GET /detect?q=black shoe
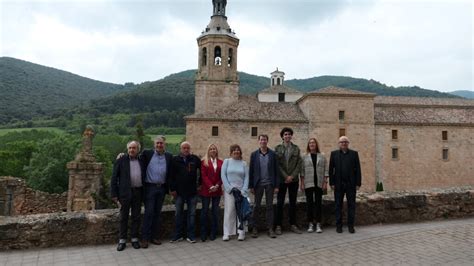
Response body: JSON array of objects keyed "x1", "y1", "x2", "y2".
[
  {"x1": 336, "y1": 227, "x2": 343, "y2": 233},
  {"x1": 117, "y1": 243, "x2": 126, "y2": 251},
  {"x1": 201, "y1": 237, "x2": 206, "y2": 242},
  {"x1": 131, "y1": 241, "x2": 140, "y2": 249},
  {"x1": 348, "y1": 226, "x2": 355, "y2": 234},
  {"x1": 209, "y1": 235, "x2": 216, "y2": 241}
]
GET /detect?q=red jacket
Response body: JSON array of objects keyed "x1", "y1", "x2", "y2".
[{"x1": 199, "y1": 159, "x2": 223, "y2": 197}]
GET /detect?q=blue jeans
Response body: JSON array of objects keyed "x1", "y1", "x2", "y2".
[
  {"x1": 141, "y1": 184, "x2": 166, "y2": 241},
  {"x1": 174, "y1": 195, "x2": 197, "y2": 240},
  {"x1": 200, "y1": 196, "x2": 221, "y2": 240}
]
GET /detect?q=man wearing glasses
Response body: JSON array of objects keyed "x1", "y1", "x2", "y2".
[{"x1": 329, "y1": 136, "x2": 362, "y2": 234}]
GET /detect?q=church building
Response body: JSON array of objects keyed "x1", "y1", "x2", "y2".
[{"x1": 185, "y1": 0, "x2": 474, "y2": 192}]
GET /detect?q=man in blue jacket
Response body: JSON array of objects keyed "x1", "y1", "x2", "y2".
[
  {"x1": 111, "y1": 141, "x2": 145, "y2": 251},
  {"x1": 249, "y1": 134, "x2": 280, "y2": 238}
]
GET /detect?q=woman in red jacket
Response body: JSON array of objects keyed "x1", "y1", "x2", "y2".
[{"x1": 199, "y1": 143, "x2": 223, "y2": 241}]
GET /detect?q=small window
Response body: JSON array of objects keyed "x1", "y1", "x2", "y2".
[
  {"x1": 211, "y1": 126, "x2": 219, "y2": 136},
  {"x1": 339, "y1": 110, "x2": 345, "y2": 121},
  {"x1": 277, "y1": 78, "x2": 281, "y2": 85},
  {"x1": 392, "y1": 147, "x2": 398, "y2": 159},
  {"x1": 392, "y1": 130, "x2": 398, "y2": 140},
  {"x1": 202, "y1": 47, "x2": 207, "y2": 66},
  {"x1": 339, "y1": 128, "x2": 346, "y2": 137},
  {"x1": 278, "y1": 93, "x2": 285, "y2": 102},
  {"x1": 227, "y1": 48, "x2": 233, "y2": 67},
  {"x1": 251, "y1": 127, "x2": 258, "y2": 137},
  {"x1": 442, "y1": 131, "x2": 448, "y2": 141},
  {"x1": 442, "y1": 148, "x2": 449, "y2": 160}
]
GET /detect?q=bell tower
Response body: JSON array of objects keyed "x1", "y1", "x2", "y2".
[{"x1": 195, "y1": 0, "x2": 239, "y2": 114}]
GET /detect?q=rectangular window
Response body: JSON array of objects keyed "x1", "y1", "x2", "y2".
[
  {"x1": 442, "y1": 131, "x2": 448, "y2": 141},
  {"x1": 278, "y1": 93, "x2": 285, "y2": 102},
  {"x1": 339, "y1": 128, "x2": 346, "y2": 137},
  {"x1": 251, "y1": 127, "x2": 258, "y2": 137},
  {"x1": 442, "y1": 148, "x2": 449, "y2": 160},
  {"x1": 339, "y1": 110, "x2": 345, "y2": 121},
  {"x1": 211, "y1": 126, "x2": 219, "y2": 136},
  {"x1": 392, "y1": 129, "x2": 398, "y2": 140},
  {"x1": 392, "y1": 147, "x2": 398, "y2": 159}
]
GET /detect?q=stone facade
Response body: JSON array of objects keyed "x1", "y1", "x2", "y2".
[
  {"x1": 0, "y1": 177, "x2": 67, "y2": 216},
  {"x1": 185, "y1": 1, "x2": 474, "y2": 192},
  {"x1": 1, "y1": 188, "x2": 473, "y2": 250}
]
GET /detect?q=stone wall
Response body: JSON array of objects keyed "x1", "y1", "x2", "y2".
[
  {"x1": 1, "y1": 187, "x2": 473, "y2": 250},
  {"x1": 0, "y1": 177, "x2": 67, "y2": 216},
  {"x1": 375, "y1": 125, "x2": 474, "y2": 191}
]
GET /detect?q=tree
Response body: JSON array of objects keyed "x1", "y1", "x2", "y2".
[{"x1": 24, "y1": 136, "x2": 80, "y2": 193}]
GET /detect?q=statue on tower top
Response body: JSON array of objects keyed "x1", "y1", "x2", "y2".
[{"x1": 213, "y1": 0, "x2": 227, "y2": 16}]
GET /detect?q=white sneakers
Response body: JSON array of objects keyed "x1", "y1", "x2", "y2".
[
  {"x1": 307, "y1": 223, "x2": 315, "y2": 233},
  {"x1": 222, "y1": 232, "x2": 245, "y2": 241},
  {"x1": 308, "y1": 223, "x2": 323, "y2": 233},
  {"x1": 316, "y1": 223, "x2": 322, "y2": 233},
  {"x1": 238, "y1": 231, "x2": 245, "y2": 241}
]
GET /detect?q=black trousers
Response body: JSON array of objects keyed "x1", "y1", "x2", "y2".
[
  {"x1": 275, "y1": 181, "x2": 299, "y2": 226},
  {"x1": 305, "y1": 186, "x2": 323, "y2": 224},
  {"x1": 253, "y1": 184, "x2": 275, "y2": 229},
  {"x1": 334, "y1": 184, "x2": 356, "y2": 227},
  {"x1": 119, "y1": 187, "x2": 143, "y2": 241}
]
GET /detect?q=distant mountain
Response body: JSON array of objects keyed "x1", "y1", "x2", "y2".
[
  {"x1": 448, "y1": 90, "x2": 474, "y2": 99},
  {"x1": 87, "y1": 69, "x2": 458, "y2": 115},
  {"x1": 1, "y1": 58, "x2": 462, "y2": 127},
  {"x1": 0, "y1": 57, "x2": 131, "y2": 124}
]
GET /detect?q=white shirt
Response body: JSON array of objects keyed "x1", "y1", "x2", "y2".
[{"x1": 211, "y1": 158, "x2": 217, "y2": 171}]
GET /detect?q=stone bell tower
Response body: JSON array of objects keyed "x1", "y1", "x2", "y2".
[{"x1": 195, "y1": 0, "x2": 239, "y2": 114}]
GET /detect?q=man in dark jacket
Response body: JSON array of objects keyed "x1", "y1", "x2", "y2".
[
  {"x1": 140, "y1": 136, "x2": 173, "y2": 248},
  {"x1": 329, "y1": 136, "x2": 362, "y2": 234},
  {"x1": 249, "y1": 134, "x2": 280, "y2": 238},
  {"x1": 169, "y1": 141, "x2": 201, "y2": 243},
  {"x1": 111, "y1": 141, "x2": 145, "y2": 251}
]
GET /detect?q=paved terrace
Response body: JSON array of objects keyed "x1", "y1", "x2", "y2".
[{"x1": 1, "y1": 217, "x2": 473, "y2": 265}]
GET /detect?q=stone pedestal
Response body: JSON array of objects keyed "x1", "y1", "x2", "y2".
[{"x1": 67, "y1": 126, "x2": 103, "y2": 212}]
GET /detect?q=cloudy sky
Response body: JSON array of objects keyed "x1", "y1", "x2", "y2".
[{"x1": 1, "y1": 0, "x2": 472, "y2": 92}]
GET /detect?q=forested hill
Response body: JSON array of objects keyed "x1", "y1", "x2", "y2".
[
  {"x1": 0, "y1": 57, "x2": 131, "y2": 124},
  {"x1": 88, "y1": 69, "x2": 458, "y2": 115},
  {"x1": 1, "y1": 57, "x2": 461, "y2": 127},
  {"x1": 448, "y1": 90, "x2": 474, "y2": 99}
]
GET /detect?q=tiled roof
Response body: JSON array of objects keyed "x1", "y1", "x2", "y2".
[
  {"x1": 185, "y1": 95, "x2": 308, "y2": 122},
  {"x1": 259, "y1": 85, "x2": 302, "y2": 94},
  {"x1": 374, "y1": 106, "x2": 474, "y2": 125},
  {"x1": 375, "y1": 96, "x2": 474, "y2": 107},
  {"x1": 310, "y1": 86, "x2": 376, "y2": 95}
]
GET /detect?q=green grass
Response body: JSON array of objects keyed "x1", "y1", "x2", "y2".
[
  {"x1": 147, "y1": 134, "x2": 185, "y2": 144},
  {"x1": 0, "y1": 127, "x2": 65, "y2": 137}
]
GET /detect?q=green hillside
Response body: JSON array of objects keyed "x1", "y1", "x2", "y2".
[
  {"x1": 1, "y1": 58, "x2": 462, "y2": 132},
  {"x1": 0, "y1": 57, "x2": 131, "y2": 124},
  {"x1": 448, "y1": 90, "x2": 474, "y2": 99}
]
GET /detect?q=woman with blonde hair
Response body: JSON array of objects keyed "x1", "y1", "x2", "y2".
[
  {"x1": 221, "y1": 144, "x2": 249, "y2": 241},
  {"x1": 300, "y1": 137, "x2": 328, "y2": 233},
  {"x1": 199, "y1": 144, "x2": 223, "y2": 241}
]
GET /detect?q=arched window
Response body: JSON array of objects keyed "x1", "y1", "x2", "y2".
[
  {"x1": 227, "y1": 48, "x2": 233, "y2": 67},
  {"x1": 272, "y1": 79, "x2": 275, "y2": 86},
  {"x1": 202, "y1": 47, "x2": 207, "y2": 66},
  {"x1": 277, "y1": 78, "x2": 281, "y2": 85},
  {"x1": 214, "y1": 46, "x2": 222, "y2": 66}
]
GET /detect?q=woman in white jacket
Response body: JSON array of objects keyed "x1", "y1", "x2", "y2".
[{"x1": 300, "y1": 138, "x2": 328, "y2": 233}]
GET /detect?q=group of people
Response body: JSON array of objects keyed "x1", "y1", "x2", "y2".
[{"x1": 110, "y1": 127, "x2": 362, "y2": 251}]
